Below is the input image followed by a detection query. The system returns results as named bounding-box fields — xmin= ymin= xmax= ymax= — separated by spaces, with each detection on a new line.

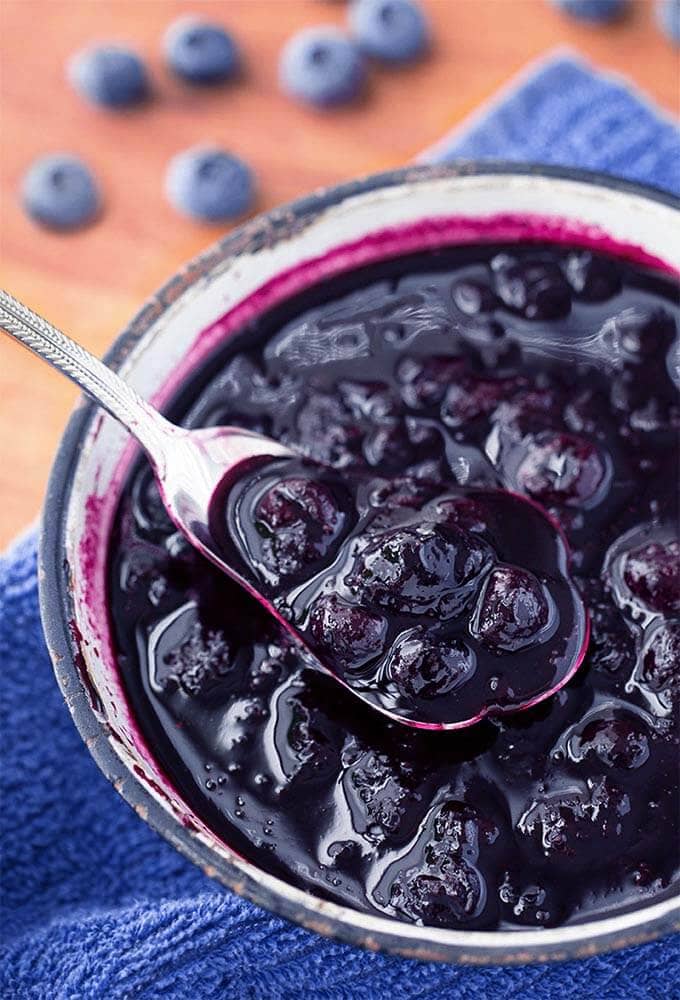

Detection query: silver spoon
xmin=3 ymin=288 xmax=446 ymax=727
xmin=2 ymin=290 xmax=590 ymax=732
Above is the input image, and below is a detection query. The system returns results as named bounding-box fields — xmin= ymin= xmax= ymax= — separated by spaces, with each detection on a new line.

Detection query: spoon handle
xmin=0 ymin=288 xmax=174 ymax=455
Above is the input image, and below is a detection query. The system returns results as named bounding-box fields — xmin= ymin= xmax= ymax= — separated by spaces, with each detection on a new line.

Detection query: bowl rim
xmin=39 ymin=161 xmax=680 ymax=965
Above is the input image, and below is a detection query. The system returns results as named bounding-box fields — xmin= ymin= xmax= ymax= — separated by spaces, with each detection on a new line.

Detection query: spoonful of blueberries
xmin=0 ymin=288 xmax=589 ymax=729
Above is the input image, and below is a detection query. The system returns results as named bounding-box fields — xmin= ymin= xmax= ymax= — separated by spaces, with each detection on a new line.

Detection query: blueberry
xmin=165 ymin=147 xmax=254 ymax=222
xmin=657 ymin=0 xmax=680 ymax=43
xmin=471 ymin=565 xmax=552 ymax=652
xmin=131 ymin=467 xmax=175 ymax=538
xmin=390 ymin=861 xmax=484 ymax=924
xmin=163 ymin=17 xmax=240 ymax=84
xmin=21 ymin=154 xmax=101 ymax=231
xmin=563 ymin=252 xmax=622 ymax=302
xmin=309 ymin=594 xmax=387 ymax=670
xmin=549 ymin=0 xmax=628 ymax=22
xmin=397 ymin=355 xmax=466 ymax=410
xmin=514 ymin=431 xmax=608 ymax=508
xmin=345 ymin=522 xmax=492 ymax=618
xmin=640 ymin=621 xmax=680 ymax=701
xmin=349 ymin=0 xmax=430 ymax=63
xmin=441 ymin=374 xmax=523 ymax=429
xmin=451 ymin=279 xmax=497 ymax=316
xmin=518 ymin=777 xmax=633 ymax=868
xmin=279 ymin=27 xmax=365 ymax=107
xmin=68 ymin=44 xmax=149 ymax=108
xmin=253 ymin=476 xmax=344 ymax=579
xmin=622 ymin=540 xmax=680 ymax=615
xmin=493 ymin=258 xmax=572 ymax=320
xmin=614 ymin=307 xmax=676 ymax=359
xmin=386 ymin=630 xmax=476 ymax=699
xmin=568 ymin=714 xmax=650 ymax=770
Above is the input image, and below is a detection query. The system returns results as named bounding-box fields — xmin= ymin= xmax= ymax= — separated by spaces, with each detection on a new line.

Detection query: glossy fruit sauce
xmin=109 ymin=244 xmax=680 ymax=930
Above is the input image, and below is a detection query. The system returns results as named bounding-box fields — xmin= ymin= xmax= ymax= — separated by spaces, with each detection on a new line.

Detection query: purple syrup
xmin=108 ymin=244 xmax=680 ymax=930
xmin=212 ymin=459 xmax=588 ymax=727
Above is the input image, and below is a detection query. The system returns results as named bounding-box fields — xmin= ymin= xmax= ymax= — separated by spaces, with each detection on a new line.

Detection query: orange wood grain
xmin=0 ymin=0 xmax=678 ymax=548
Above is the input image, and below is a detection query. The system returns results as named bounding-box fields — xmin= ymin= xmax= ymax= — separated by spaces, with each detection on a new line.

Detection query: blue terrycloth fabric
xmin=421 ymin=51 xmax=680 ymax=195
xmin=1 ymin=53 xmax=679 ymax=999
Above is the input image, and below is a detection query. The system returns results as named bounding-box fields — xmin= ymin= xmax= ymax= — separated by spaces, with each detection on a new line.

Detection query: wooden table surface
xmin=0 ymin=0 xmax=677 ymax=549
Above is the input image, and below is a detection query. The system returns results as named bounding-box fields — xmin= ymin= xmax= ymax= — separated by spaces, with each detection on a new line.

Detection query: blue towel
xmin=1 ymin=53 xmax=679 ymax=999
xmin=421 ymin=51 xmax=680 ymax=194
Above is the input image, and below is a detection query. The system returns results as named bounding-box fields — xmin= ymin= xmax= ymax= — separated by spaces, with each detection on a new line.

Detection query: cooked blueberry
xmin=21 ymin=154 xmax=100 ymax=231
xmin=163 ymin=17 xmax=240 ymax=84
xmin=493 ymin=387 xmax=563 ymax=438
xmin=386 ymin=630 xmax=476 ymax=699
xmin=452 ymin=279 xmax=497 ymax=316
xmin=640 ymin=620 xmax=680 ymax=702
xmin=549 ymin=0 xmax=628 ymax=21
xmin=493 ymin=259 xmax=572 ymax=320
xmin=293 ymin=393 xmax=363 ymax=468
xmin=441 ymin=375 xmax=523 ymax=428
xmin=338 ymin=380 xmax=398 ymax=421
xmin=349 ymin=0 xmax=430 ymax=63
xmin=614 ymin=307 xmax=676 ymax=359
xmin=368 ymin=476 xmax=438 ymax=515
xmin=390 ymin=861 xmax=484 ymax=924
xmin=622 ymin=540 xmax=680 ymax=615
xmin=578 ymin=578 xmax=636 ymax=675
xmin=68 ymin=44 xmax=149 ymax=108
xmin=432 ymin=800 xmax=499 ymax=853
xmin=131 ymin=467 xmax=175 ymax=537
xmin=564 ymin=251 xmax=622 ymax=301
xmin=397 ymin=355 xmax=465 ymax=409
xmin=345 ymin=743 xmax=417 ymax=840
xmin=518 ymin=778 xmax=633 ymax=867
xmin=151 ymin=607 xmax=233 ymax=697
xmin=471 ymin=566 xmax=552 ymax=652
xmin=656 ymin=0 xmax=680 ymax=41
xmin=279 ymin=27 xmax=365 ymax=107
xmin=345 ymin=522 xmax=492 ymax=617
xmin=363 ymin=420 xmax=415 ymax=468
xmin=309 ymin=594 xmax=387 ymax=670
xmin=165 ymin=147 xmax=254 ymax=221
xmin=568 ymin=714 xmax=650 ymax=770
xmin=514 ymin=431 xmax=608 ymax=507
xmin=254 ymin=476 xmax=344 ymax=578
xmin=433 ymin=496 xmax=487 ymax=534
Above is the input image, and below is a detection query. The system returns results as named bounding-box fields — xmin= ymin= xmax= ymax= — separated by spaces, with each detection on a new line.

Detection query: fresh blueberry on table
xmin=68 ymin=44 xmax=149 ymax=108
xmin=279 ymin=27 xmax=365 ymax=107
xmin=349 ymin=0 xmax=430 ymax=62
xmin=656 ymin=0 xmax=680 ymax=43
xmin=549 ymin=0 xmax=628 ymax=21
xmin=165 ymin=147 xmax=255 ymax=222
xmin=163 ymin=17 xmax=240 ymax=84
xmin=21 ymin=154 xmax=101 ymax=231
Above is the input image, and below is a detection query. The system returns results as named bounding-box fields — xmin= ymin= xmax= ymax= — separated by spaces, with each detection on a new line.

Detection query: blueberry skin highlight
xmin=68 ymin=44 xmax=150 ymax=108
xmin=549 ymin=0 xmax=628 ymax=22
xmin=656 ymin=0 xmax=680 ymax=43
xmin=349 ymin=0 xmax=430 ymax=63
xmin=165 ymin=147 xmax=255 ymax=222
xmin=21 ymin=154 xmax=101 ymax=231
xmin=163 ymin=17 xmax=240 ymax=84
xmin=279 ymin=27 xmax=365 ymax=107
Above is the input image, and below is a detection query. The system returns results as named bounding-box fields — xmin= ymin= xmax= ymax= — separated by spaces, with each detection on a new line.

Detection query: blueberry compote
xmin=109 ymin=245 xmax=680 ymax=930
xmin=214 ymin=461 xmax=588 ymax=726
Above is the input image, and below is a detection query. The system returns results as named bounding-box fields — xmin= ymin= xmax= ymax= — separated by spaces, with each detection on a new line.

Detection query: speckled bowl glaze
xmin=40 ymin=163 xmax=680 ymax=964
